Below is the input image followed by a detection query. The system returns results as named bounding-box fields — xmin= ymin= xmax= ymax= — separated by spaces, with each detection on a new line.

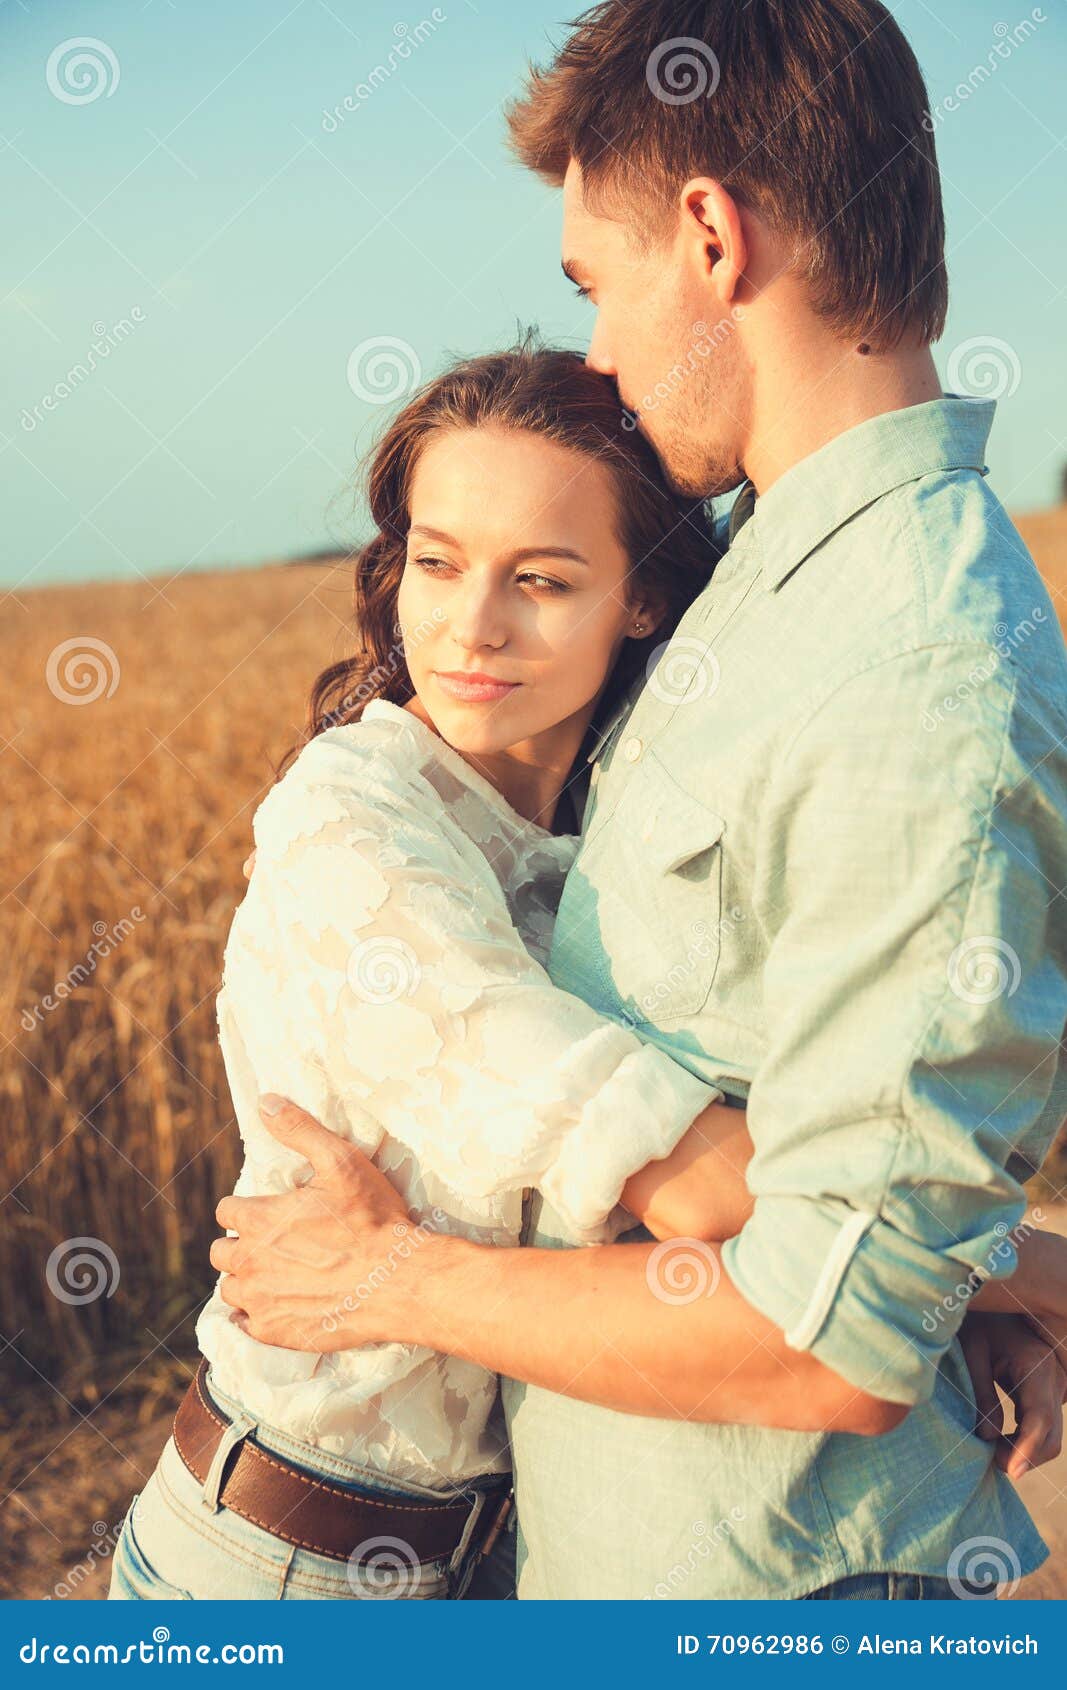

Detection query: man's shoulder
xmin=880 ymin=473 xmax=1059 ymax=648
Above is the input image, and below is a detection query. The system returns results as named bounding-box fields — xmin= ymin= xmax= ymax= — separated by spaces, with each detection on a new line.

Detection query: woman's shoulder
xmin=252 ymin=713 xmax=433 ymax=862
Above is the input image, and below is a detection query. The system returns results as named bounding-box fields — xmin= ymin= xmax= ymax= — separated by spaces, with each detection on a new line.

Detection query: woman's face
xmin=397 ymin=425 xmax=654 ymax=760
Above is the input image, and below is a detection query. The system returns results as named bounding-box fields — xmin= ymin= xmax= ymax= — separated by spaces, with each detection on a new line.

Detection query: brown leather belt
xmin=172 ymin=1359 xmax=512 ymax=1567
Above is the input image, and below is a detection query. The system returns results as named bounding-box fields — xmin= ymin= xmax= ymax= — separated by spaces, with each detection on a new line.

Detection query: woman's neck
xmin=403 ymin=694 xmax=588 ymax=830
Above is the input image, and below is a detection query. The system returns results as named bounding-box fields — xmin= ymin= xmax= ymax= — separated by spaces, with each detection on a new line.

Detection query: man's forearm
xmin=397 ymin=1231 xmax=906 ymax=1434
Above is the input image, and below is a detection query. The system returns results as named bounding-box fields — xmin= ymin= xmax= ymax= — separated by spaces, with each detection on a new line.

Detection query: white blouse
xmin=197 ymin=699 xmax=718 ymax=1489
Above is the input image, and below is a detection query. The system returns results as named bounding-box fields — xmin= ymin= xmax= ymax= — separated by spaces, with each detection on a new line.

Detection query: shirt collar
xmin=736 ymin=395 xmax=996 ymax=592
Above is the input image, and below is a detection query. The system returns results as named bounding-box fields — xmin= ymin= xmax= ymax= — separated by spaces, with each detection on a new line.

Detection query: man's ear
xmin=679 ymin=178 xmax=748 ymax=309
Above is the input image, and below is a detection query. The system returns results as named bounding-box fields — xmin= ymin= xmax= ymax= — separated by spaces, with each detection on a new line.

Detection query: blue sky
xmin=3 ymin=0 xmax=1064 ymax=589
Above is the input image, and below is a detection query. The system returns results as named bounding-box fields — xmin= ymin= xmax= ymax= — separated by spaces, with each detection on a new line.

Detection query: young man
xmin=214 ymin=1 xmax=1067 ymax=1598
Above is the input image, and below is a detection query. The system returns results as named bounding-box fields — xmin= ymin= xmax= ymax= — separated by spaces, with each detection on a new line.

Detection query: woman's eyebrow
xmin=408 ymin=524 xmax=462 ymax=546
xmin=509 ymin=546 xmax=589 ymax=568
xmin=408 ymin=527 xmax=588 ymax=567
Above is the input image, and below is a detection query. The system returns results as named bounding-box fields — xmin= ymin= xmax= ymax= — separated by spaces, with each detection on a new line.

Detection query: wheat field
xmin=0 ymin=510 xmax=1064 ymax=1597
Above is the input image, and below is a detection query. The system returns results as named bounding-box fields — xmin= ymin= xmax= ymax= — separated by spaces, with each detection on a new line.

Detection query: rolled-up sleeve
xmin=721 ymin=642 xmax=1067 ymax=1403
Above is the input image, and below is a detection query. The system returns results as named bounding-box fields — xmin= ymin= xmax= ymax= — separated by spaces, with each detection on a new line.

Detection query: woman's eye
xmin=412 ymin=555 xmax=455 ymax=575
xmin=518 ymin=572 xmax=570 ymax=594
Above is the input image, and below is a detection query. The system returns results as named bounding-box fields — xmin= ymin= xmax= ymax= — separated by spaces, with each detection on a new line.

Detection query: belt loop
xmin=200 ymin=1411 xmax=257 ymax=1513
xmin=447 ymin=1488 xmax=488 ymax=1575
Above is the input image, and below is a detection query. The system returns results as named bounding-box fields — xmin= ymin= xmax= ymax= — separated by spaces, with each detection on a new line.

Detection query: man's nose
xmin=585 ymin=317 xmax=615 ymax=377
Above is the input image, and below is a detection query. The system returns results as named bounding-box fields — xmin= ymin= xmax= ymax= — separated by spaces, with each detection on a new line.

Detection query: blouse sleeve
xmin=251 ymin=747 xmax=720 ymax=1240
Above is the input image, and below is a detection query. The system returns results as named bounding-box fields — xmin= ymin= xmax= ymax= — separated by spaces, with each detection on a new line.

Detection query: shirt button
xmin=622 ymin=736 xmax=643 ymax=763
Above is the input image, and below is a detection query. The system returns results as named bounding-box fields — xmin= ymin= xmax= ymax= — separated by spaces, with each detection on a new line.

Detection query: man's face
xmin=561 ymin=161 xmax=749 ymax=499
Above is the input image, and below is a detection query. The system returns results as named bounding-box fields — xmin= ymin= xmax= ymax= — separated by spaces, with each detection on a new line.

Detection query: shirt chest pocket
xmin=589 ymin=750 xmax=726 ymax=1024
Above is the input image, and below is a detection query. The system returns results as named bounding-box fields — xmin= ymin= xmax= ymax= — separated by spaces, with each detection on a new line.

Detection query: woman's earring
xmin=633 ymin=621 xmax=645 ymax=637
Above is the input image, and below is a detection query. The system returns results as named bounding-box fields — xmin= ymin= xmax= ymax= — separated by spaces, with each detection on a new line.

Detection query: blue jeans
xmin=108 ymin=1366 xmax=514 ymax=1601
xmin=804 ymin=1573 xmax=961 ymax=1600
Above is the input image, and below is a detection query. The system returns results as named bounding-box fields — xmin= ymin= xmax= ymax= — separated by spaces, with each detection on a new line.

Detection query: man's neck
xmin=744 ymin=340 xmax=942 ymax=497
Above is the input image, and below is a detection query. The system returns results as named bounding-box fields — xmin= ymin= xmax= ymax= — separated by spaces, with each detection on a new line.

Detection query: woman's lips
xmin=434 ymin=671 xmax=521 ymax=703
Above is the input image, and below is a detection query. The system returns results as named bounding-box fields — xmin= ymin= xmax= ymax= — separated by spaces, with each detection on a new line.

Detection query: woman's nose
xmin=449 ymin=585 xmax=507 ymax=650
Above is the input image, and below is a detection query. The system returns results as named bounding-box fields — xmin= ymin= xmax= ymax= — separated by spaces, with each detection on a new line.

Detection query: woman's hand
xmin=242 ymin=848 xmax=257 ymax=879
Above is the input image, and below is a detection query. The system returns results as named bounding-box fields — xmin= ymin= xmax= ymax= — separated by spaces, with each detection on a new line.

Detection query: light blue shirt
xmin=503 ymin=396 xmax=1067 ymax=1598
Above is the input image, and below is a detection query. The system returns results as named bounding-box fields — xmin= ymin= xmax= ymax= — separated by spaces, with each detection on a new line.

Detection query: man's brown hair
xmin=506 ymin=0 xmax=947 ymax=351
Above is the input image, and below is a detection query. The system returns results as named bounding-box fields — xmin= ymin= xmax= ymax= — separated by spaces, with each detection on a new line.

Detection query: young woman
xmin=108 ymin=344 xmax=1067 ymax=1603
xmin=107 ymin=343 xmax=738 ymax=1602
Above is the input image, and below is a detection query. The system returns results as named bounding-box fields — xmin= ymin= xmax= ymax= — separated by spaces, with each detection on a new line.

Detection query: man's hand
xmin=210 ymin=1096 xmax=424 ymax=1352
xmin=958 ymin=1311 xmax=1066 ymax=1479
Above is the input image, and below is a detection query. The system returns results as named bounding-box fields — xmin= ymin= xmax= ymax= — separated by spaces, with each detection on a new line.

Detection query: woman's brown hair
xmin=280 ymin=339 xmax=720 ymax=777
